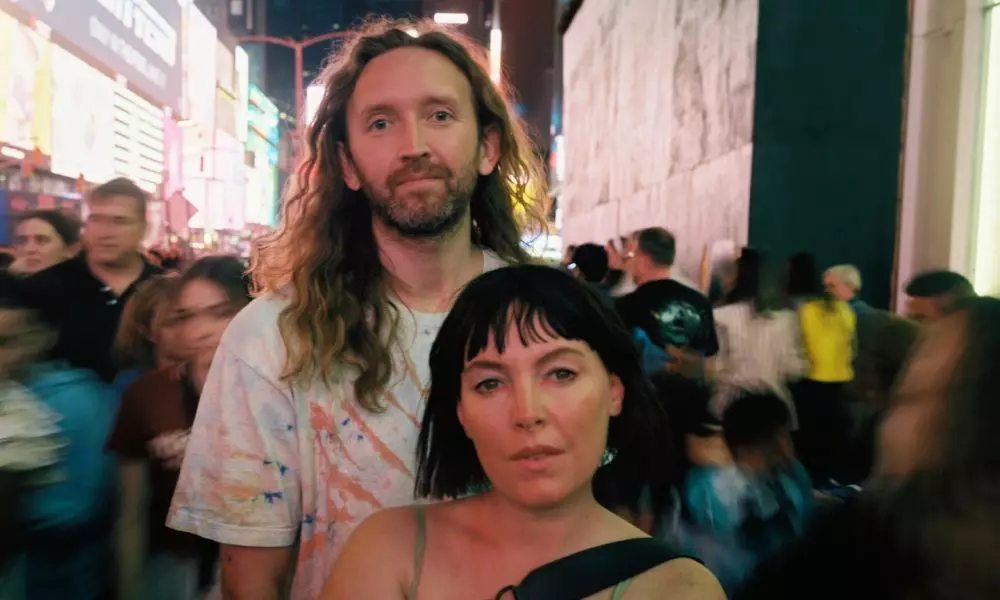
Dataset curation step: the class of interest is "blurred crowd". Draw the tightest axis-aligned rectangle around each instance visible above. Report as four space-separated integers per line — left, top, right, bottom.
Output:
1 178 247 599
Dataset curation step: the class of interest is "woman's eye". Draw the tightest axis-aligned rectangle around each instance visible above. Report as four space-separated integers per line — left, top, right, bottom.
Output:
474 378 502 393
432 111 453 122
368 118 389 131
549 368 577 382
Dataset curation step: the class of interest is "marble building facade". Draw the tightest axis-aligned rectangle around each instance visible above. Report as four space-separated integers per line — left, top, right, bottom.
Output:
560 0 758 275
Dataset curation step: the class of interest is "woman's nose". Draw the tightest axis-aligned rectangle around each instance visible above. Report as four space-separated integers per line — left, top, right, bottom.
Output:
511 383 546 430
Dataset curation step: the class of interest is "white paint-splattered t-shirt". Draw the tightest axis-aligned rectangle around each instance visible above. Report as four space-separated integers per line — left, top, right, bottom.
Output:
167 252 505 599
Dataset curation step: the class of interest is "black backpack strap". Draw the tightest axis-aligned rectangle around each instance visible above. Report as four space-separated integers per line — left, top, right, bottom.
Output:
496 538 692 600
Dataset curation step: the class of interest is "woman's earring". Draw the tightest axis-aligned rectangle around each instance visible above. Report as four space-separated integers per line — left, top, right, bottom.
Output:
599 447 618 468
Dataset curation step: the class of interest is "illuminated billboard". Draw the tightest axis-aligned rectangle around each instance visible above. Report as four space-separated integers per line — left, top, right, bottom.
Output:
182 5 217 130
10 0 183 112
50 46 115 182
248 84 279 145
0 15 52 154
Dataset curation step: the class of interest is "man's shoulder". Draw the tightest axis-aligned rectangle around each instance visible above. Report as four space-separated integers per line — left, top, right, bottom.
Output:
482 250 508 272
24 257 82 288
643 278 710 304
218 291 292 371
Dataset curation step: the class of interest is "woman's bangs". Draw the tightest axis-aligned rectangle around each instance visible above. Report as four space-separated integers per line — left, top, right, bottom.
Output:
461 294 588 363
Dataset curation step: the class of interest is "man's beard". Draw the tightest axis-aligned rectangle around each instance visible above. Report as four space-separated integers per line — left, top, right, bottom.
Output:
360 155 480 239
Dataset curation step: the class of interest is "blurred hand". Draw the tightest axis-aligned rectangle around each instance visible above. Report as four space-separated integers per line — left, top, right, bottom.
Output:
606 241 624 271
665 346 705 379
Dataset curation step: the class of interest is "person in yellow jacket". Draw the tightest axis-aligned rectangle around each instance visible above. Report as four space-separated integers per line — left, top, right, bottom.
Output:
785 253 857 485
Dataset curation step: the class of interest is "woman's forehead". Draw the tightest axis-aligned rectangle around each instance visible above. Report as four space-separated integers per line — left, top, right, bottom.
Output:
465 328 589 365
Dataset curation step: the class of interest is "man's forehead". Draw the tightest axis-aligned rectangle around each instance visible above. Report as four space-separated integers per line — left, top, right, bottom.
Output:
349 46 473 114
90 195 137 210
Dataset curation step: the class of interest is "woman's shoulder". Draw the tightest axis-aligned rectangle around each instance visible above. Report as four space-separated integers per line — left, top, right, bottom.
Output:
350 504 423 545
627 556 725 599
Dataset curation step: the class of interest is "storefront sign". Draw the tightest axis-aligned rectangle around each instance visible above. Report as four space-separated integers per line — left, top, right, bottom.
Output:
9 0 183 112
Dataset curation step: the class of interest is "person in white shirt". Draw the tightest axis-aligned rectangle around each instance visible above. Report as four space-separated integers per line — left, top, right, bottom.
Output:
166 18 545 600
711 250 808 424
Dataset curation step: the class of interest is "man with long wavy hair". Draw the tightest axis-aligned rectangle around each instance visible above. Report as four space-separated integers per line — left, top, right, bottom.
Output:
167 18 544 600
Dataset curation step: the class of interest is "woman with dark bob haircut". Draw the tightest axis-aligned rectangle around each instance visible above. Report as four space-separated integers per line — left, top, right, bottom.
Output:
322 265 722 600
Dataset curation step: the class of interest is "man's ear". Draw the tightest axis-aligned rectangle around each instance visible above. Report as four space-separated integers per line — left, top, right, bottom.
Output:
478 125 502 176
339 142 361 191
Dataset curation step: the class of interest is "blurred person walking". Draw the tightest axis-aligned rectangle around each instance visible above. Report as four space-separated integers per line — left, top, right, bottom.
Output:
109 257 251 600
712 250 807 422
785 253 856 485
9 210 80 276
111 274 184 393
17 178 162 382
0 272 119 600
740 296 1000 600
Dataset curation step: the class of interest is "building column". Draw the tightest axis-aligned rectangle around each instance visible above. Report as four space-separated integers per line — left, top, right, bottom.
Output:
896 0 988 301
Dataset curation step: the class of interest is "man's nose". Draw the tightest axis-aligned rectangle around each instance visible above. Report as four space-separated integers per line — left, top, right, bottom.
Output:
398 119 430 159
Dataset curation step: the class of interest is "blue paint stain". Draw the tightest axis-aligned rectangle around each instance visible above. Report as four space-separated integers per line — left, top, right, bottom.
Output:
356 434 364 442
340 417 351 427
286 424 295 431
262 491 284 504
262 459 289 476
302 514 316 525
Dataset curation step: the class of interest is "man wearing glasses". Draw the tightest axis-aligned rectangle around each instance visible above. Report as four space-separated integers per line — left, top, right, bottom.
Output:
18 177 162 381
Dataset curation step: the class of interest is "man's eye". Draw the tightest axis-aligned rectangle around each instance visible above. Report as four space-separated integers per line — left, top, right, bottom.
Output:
369 119 389 131
432 111 453 122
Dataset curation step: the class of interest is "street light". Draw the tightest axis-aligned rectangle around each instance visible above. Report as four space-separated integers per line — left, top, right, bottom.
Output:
434 12 469 25
489 1 503 84
235 32 349 137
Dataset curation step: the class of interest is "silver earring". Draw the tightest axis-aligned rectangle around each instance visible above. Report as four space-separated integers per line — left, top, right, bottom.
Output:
599 447 617 468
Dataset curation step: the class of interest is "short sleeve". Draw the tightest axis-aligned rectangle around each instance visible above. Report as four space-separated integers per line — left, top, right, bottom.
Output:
778 311 809 379
614 293 638 330
167 342 301 548
695 298 720 357
106 382 149 460
711 309 731 374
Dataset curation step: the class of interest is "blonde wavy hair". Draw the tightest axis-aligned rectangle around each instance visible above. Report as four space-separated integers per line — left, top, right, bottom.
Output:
250 18 547 411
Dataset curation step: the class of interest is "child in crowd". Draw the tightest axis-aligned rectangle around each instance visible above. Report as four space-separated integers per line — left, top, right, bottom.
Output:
666 391 813 594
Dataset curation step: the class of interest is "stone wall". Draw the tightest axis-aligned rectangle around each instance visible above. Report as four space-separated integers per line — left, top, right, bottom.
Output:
561 0 758 274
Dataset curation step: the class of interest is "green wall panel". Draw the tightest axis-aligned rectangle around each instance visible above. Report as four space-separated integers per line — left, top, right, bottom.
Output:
748 0 909 309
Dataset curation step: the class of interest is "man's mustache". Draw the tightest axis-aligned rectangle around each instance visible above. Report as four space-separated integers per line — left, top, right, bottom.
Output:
387 159 453 192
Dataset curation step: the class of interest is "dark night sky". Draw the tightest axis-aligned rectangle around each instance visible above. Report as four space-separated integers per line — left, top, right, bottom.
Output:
261 0 556 156
264 0 423 111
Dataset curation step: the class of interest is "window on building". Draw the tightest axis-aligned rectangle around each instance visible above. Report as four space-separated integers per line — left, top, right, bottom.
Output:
230 0 244 16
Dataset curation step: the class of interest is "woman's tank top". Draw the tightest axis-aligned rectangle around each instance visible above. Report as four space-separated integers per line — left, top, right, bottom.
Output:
408 506 632 599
